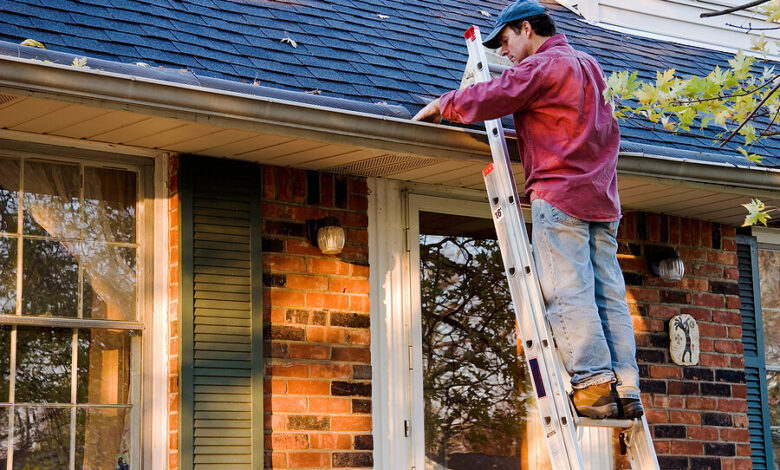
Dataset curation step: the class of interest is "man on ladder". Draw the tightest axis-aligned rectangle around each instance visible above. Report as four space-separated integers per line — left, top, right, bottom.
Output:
413 0 643 421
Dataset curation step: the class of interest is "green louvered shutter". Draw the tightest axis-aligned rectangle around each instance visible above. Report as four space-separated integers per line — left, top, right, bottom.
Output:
737 234 773 469
180 157 264 470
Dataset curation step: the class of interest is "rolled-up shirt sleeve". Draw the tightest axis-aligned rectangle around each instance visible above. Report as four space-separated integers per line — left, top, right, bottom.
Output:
440 57 549 124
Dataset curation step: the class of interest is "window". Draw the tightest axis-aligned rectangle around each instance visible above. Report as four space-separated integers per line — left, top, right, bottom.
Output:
0 155 143 469
757 234 780 468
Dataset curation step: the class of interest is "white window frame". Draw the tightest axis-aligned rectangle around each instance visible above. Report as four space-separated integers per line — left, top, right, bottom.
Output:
0 140 168 470
370 180 610 469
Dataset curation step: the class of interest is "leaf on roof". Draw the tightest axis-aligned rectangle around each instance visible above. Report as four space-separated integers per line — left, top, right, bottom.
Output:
281 35 298 48
377 14 389 19
21 39 45 49
72 57 88 68
306 89 322 95
479 10 492 17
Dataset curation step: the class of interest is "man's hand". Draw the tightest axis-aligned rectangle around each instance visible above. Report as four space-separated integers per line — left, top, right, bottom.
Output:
412 98 442 123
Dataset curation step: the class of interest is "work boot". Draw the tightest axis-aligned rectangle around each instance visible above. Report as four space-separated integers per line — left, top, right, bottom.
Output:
571 382 618 419
610 383 644 419
617 398 644 419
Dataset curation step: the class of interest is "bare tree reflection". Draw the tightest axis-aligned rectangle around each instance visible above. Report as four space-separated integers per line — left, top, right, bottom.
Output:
421 235 532 469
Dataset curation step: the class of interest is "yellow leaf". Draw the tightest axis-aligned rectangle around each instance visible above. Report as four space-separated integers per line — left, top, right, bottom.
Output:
20 39 45 49
72 57 88 68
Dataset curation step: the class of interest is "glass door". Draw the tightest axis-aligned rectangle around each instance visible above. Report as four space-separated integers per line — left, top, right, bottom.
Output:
407 195 549 470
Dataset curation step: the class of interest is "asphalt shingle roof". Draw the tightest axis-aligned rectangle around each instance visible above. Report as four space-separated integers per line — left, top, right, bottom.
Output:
1 0 779 167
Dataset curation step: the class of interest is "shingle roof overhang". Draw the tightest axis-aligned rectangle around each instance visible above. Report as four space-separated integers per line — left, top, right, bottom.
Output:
1 43 779 197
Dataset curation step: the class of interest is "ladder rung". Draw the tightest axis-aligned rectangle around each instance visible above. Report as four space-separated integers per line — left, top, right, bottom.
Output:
575 417 636 429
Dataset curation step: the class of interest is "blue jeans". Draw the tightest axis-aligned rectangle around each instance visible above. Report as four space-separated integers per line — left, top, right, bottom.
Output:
531 198 640 399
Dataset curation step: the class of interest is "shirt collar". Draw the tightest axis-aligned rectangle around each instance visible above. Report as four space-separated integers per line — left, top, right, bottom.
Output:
534 34 568 55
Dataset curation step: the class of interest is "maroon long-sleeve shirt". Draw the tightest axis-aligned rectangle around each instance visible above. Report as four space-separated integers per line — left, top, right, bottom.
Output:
440 34 621 222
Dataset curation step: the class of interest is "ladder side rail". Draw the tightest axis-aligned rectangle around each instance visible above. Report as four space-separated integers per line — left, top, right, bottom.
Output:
465 26 584 470
483 170 581 470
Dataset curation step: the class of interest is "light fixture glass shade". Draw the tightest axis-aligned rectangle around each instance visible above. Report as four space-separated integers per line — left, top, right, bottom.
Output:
317 225 345 255
658 258 685 282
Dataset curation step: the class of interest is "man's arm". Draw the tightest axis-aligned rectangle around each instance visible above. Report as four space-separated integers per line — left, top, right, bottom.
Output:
412 98 441 123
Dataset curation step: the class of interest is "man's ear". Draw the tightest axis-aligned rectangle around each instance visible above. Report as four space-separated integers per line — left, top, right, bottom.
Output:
523 20 533 38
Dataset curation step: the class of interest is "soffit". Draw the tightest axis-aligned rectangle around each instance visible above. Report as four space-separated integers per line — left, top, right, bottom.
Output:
1 93 778 228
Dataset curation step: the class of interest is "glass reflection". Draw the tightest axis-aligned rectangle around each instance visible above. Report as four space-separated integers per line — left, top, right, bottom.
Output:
0 327 9 403
12 407 70 469
23 160 80 238
0 158 19 233
84 167 136 243
759 249 780 364
75 407 131 470
83 246 136 321
22 238 78 317
77 329 132 404
0 238 16 315
0 407 7 467
420 212 540 469
16 327 72 403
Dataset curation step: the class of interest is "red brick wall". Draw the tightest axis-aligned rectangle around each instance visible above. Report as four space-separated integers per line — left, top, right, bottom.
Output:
617 212 750 470
262 167 372 469
168 154 180 470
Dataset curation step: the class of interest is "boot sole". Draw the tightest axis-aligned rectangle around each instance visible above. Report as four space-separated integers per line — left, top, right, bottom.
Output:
575 403 618 419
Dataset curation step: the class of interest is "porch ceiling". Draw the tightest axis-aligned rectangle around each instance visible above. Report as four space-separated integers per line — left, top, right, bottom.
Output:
1 93 778 228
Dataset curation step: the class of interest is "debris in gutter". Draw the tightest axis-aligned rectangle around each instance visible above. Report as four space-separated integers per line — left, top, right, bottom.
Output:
21 39 45 49
135 62 150 67
306 89 322 95
72 57 88 68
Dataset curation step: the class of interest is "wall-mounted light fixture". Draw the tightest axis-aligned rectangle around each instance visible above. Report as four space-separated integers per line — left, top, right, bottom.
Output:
646 245 685 282
306 216 345 255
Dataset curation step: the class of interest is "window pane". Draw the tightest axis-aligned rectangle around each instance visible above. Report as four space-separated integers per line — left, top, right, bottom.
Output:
12 407 70 469
0 158 19 233
16 327 72 403
76 407 131 470
759 249 780 364
0 327 9 403
77 329 132 404
22 238 79 317
83 246 136 321
84 167 136 243
0 238 16 315
23 161 80 238
420 212 542 469
0 407 8 467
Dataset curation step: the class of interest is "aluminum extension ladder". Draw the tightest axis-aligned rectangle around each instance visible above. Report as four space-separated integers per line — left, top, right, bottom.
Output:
462 25 660 470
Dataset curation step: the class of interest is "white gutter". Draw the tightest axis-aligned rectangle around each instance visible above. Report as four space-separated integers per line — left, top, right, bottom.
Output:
0 55 492 163
0 55 778 196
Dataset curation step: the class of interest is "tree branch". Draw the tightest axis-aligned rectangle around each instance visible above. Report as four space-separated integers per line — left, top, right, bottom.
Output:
720 77 780 146
701 0 772 18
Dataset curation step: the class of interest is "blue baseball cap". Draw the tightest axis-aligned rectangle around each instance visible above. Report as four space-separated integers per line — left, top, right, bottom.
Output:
482 0 547 49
